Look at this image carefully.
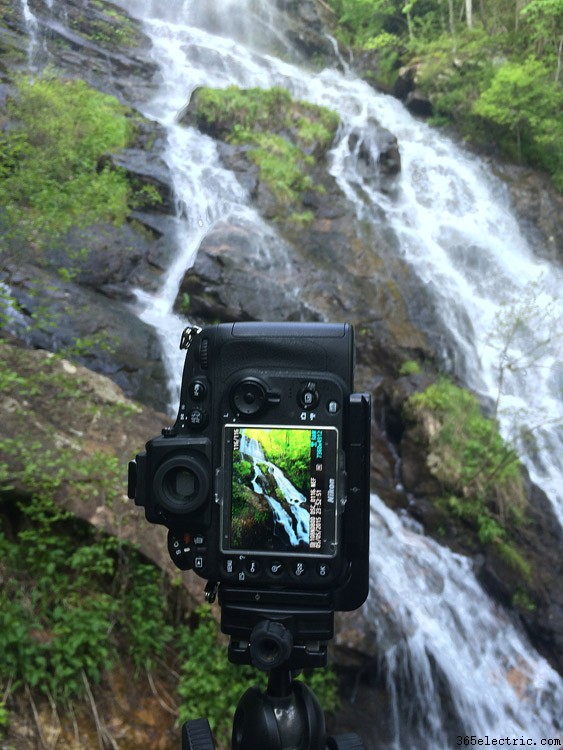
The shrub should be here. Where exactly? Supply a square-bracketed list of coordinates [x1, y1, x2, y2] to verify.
[0, 73, 131, 243]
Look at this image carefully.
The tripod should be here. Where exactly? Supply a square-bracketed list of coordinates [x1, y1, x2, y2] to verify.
[180, 618, 364, 750]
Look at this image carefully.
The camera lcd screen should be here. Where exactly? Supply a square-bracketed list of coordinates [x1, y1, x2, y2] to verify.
[223, 425, 339, 557]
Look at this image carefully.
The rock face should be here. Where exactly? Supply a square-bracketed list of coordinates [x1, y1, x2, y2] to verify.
[175, 86, 442, 379]
[0, 338, 209, 603]
[0, 0, 178, 409]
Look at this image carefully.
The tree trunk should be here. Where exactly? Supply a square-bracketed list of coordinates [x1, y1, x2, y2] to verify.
[465, 0, 473, 27]
[448, 0, 455, 34]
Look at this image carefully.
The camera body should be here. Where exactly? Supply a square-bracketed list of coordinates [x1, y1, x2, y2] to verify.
[128, 322, 370, 620]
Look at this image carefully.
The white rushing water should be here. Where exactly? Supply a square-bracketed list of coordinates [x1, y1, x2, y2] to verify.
[21, 0, 562, 744]
[370, 495, 563, 746]
[111, 0, 562, 526]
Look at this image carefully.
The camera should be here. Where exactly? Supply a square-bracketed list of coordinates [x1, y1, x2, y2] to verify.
[128, 322, 371, 669]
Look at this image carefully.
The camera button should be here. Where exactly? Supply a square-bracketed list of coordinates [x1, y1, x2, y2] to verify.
[224, 558, 238, 576]
[268, 561, 284, 576]
[327, 400, 340, 414]
[189, 380, 207, 401]
[291, 561, 307, 578]
[317, 562, 331, 578]
[298, 382, 319, 410]
[194, 556, 206, 570]
[186, 407, 208, 429]
[192, 534, 206, 546]
[246, 559, 261, 576]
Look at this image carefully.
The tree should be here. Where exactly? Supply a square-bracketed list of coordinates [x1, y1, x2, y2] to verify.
[520, 0, 563, 81]
[472, 57, 562, 162]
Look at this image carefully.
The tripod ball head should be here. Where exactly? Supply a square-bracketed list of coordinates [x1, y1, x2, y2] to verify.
[232, 679, 325, 750]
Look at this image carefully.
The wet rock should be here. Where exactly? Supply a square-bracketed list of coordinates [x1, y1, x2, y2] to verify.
[1, 263, 171, 411]
[490, 163, 563, 265]
[26, 0, 159, 105]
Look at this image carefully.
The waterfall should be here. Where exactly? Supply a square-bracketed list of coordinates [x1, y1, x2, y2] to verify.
[113, 0, 562, 526]
[21, 0, 561, 744]
[369, 495, 563, 745]
[238, 432, 310, 547]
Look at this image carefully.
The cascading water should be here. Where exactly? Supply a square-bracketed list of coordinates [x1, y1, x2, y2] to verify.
[18, 0, 562, 745]
[108, 1, 563, 744]
[368, 495, 563, 746]
[239, 432, 309, 546]
[116, 0, 562, 525]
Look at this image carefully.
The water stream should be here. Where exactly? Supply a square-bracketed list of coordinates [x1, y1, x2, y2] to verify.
[16, 0, 563, 745]
[239, 432, 309, 547]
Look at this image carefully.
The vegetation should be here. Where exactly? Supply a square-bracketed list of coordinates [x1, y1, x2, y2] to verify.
[189, 86, 339, 208]
[403, 376, 531, 577]
[327, 0, 563, 190]
[0, 74, 132, 243]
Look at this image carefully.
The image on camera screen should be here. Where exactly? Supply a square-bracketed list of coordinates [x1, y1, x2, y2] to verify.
[223, 425, 338, 556]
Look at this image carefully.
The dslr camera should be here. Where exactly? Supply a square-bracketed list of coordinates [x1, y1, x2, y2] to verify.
[128, 322, 370, 670]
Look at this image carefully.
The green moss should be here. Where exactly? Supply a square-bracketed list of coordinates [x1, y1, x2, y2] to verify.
[405, 378, 524, 503]
[190, 86, 339, 206]
[399, 360, 422, 376]
[405, 378, 531, 578]
[70, 1, 143, 48]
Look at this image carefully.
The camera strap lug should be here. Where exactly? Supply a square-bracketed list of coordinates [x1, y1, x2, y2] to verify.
[180, 325, 202, 351]
[204, 580, 219, 604]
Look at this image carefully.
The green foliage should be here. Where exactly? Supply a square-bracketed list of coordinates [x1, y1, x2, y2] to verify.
[0, 701, 9, 732]
[405, 377, 530, 575]
[399, 359, 422, 375]
[473, 58, 563, 187]
[326, 0, 563, 192]
[245, 132, 314, 204]
[177, 606, 258, 746]
[123, 562, 174, 671]
[190, 86, 339, 206]
[245, 427, 310, 490]
[0, 490, 177, 701]
[0, 73, 131, 243]
[405, 377, 523, 503]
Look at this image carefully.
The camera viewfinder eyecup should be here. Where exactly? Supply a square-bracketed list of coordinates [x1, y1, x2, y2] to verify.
[153, 453, 210, 515]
